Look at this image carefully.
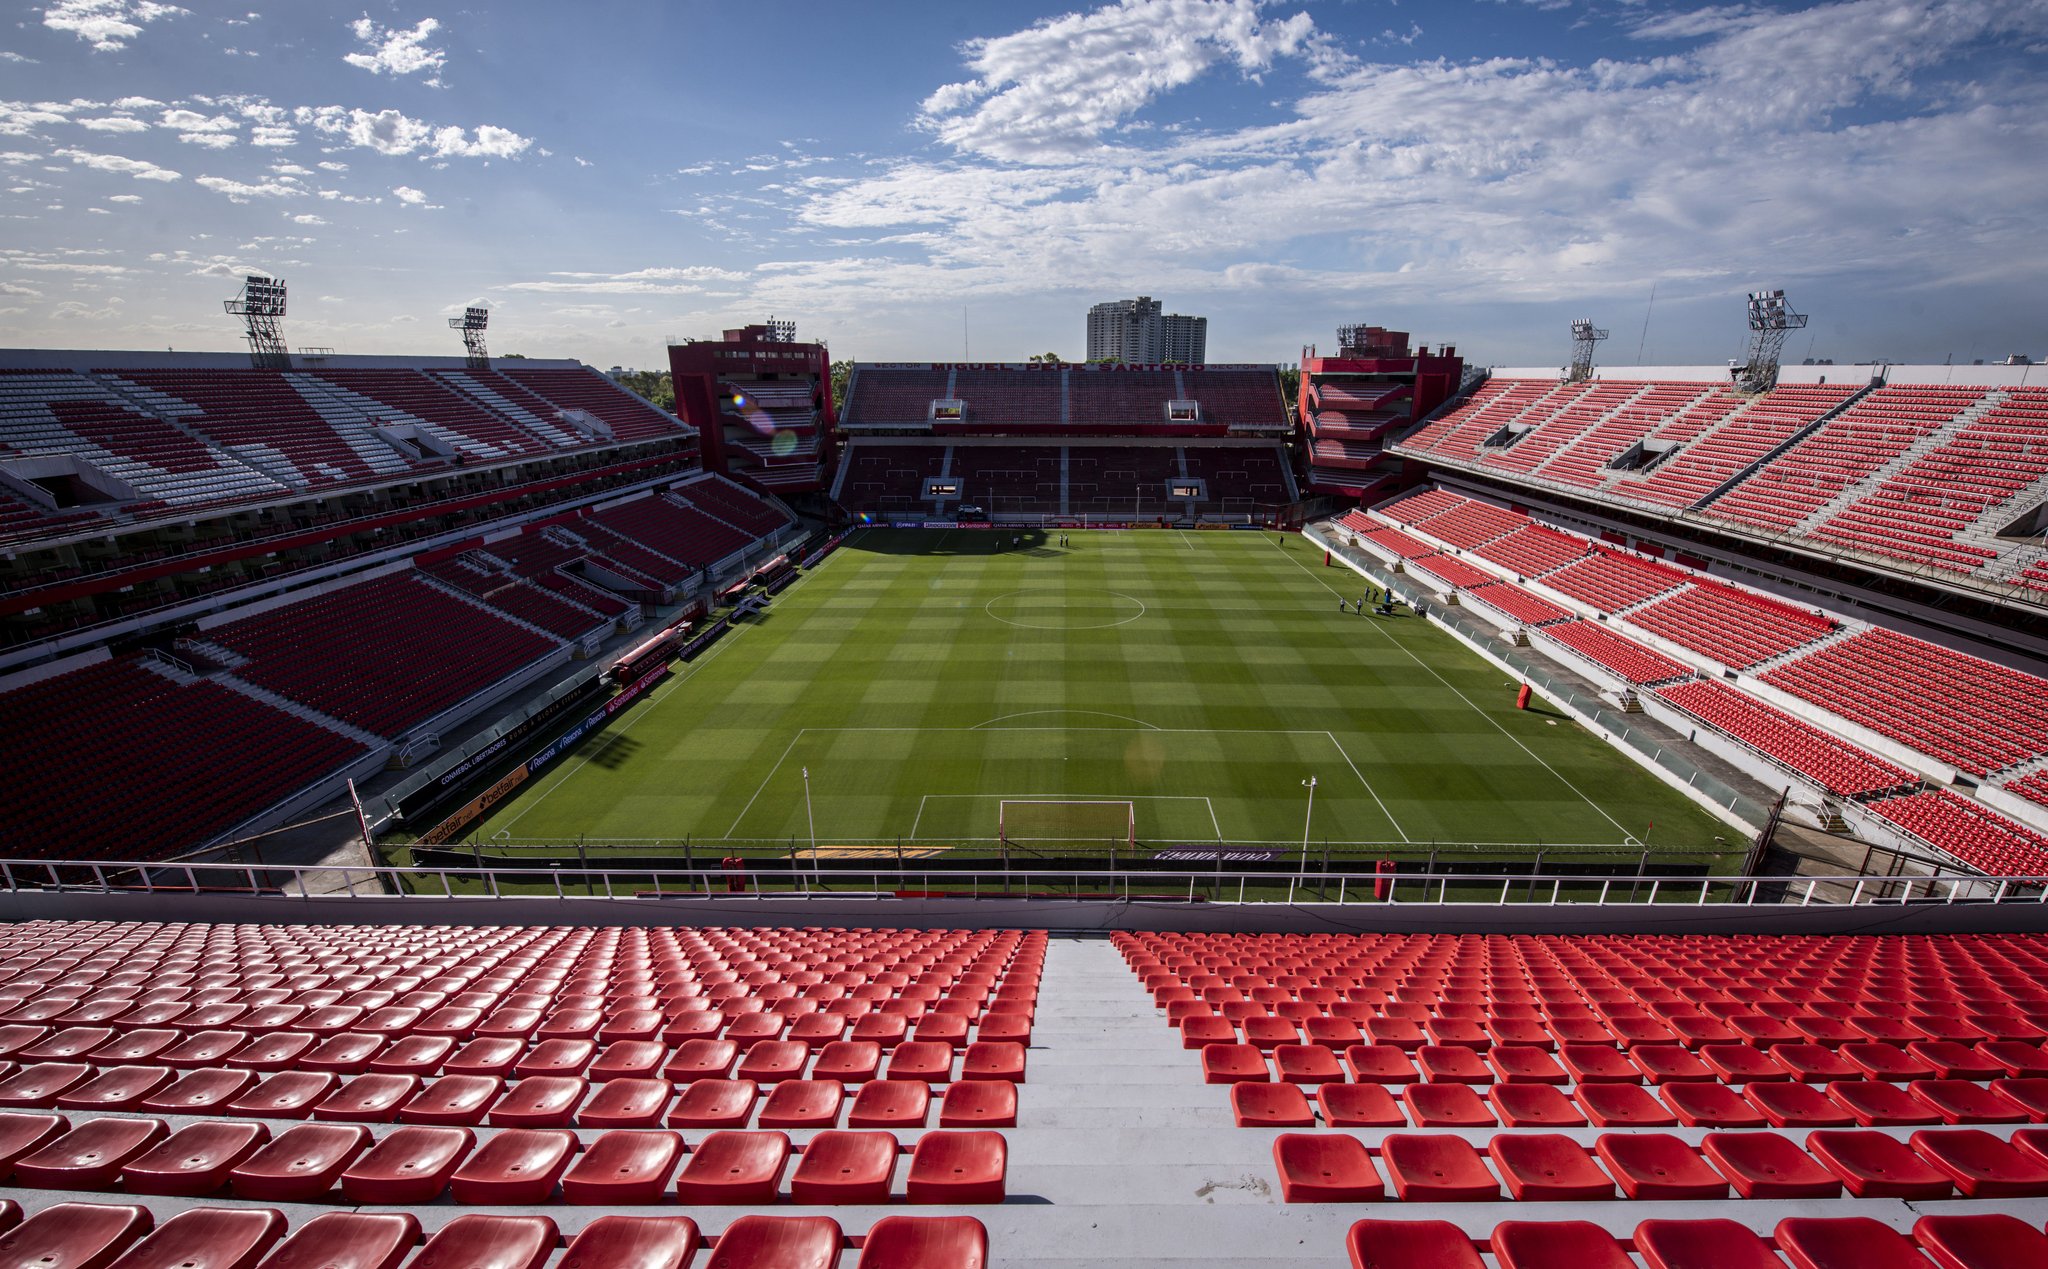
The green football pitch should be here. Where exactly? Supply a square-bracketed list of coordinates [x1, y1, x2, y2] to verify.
[464, 528, 1733, 859]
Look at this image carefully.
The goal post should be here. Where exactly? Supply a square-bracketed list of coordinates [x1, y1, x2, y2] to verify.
[998, 799, 1136, 849]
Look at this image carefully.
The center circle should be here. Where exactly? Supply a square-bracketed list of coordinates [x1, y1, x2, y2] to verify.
[984, 588, 1146, 630]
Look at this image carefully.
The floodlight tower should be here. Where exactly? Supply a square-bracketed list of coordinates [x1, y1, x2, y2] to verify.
[1566, 318, 1608, 382]
[1735, 289, 1807, 393]
[224, 275, 289, 369]
[762, 317, 797, 344]
[449, 306, 490, 368]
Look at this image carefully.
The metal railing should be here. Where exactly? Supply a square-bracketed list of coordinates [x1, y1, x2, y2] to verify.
[3, 858, 2042, 908]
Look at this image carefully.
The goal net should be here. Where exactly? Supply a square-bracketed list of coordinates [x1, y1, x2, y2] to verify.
[998, 799, 1136, 849]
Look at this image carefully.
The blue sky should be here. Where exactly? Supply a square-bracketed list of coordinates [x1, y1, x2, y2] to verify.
[2, 0, 2042, 369]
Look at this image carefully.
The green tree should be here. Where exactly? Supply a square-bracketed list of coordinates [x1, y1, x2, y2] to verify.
[1278, 366, 1301, 416]
[829, 358, 855, 410]
[1027, 352, 1064, 364]
[612, 369, 674, 412]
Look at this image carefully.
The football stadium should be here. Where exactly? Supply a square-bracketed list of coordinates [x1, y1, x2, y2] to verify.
[3, 2, 2048, 1267]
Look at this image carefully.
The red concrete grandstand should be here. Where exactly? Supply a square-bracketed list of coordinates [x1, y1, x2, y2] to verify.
[0, 348, 801, 861]
[834, 363, 1295, 522]
[1328, 477, 2048, 877]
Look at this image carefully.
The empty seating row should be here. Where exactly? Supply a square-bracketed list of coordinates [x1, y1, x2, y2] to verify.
[206, 573, 561, 738]
[1863, 788, 2048, 877]
[0, 655, 370, 860]
[1624, 581, 1834, 669]
[1759, 626, 2048, 776]
[1536, 621, 1695, 687]
[0, 1202, 982, 1269]
[1408, 553, 1497, 591]
[1345, 1213, 2044, 1269]
[1200, 1036, 2048, 1095]
[1463, 581, 1574, 628]
[1233, 1068, 2048, 1129]
[1268, 1125, 2048, 1203]
[0, 1112, 1006, 1205]
[1540, 550, 1690, 614]
[1653, 679, 1918, 798]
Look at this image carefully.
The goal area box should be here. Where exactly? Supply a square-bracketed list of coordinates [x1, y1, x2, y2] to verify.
[999, 799, 1136, 848]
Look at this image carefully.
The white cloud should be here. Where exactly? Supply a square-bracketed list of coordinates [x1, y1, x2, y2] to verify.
[777, 0, 2048, 321]
[289, 213, 326, 224]
[0, 52, 36, 64]
[344, 17, 446, 81]
[293, 105, 533, 159]
[77, 116, 149, 132]
[158, 109, 236, 134]
[920, 0, 1320, 163]
[271, 162, 311, 175]
[51, 146, 180, 181]
[41, 1, 188, 52]
[0, 283, 44, 297]
[111, 96, 159, 110]
[178, 133, 236, 149]
[317, 160, 347, 171]
[107, 192, 141, 202]
[392, 184, 428, 204]
[195, 174, 303, 201]
[506, 264, 750, 296]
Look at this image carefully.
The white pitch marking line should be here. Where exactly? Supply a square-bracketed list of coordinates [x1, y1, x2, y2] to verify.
[497, 539, 843, 832]
[1322, 730, 1410, 844]
[723, 728, 807, 840]
[1275, 530, 1637, 840]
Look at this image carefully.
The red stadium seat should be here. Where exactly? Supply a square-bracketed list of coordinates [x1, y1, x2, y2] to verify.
[848, 1080, 929, 1128]
[1633, 1219, 1785, 1269]
[673, 1130, 790, 1204]
[1701, 1131, 1842, 1199]
[1491, 1221, 1633, 1269]
[561, 1130, 684, 1204]
[312, 1074, 419, 1123]
[15, 1116, 169, 1189]
[855, 1216, 987, 1269]
[407, 1217, 556, 1269]
[228, 1124, 371, 1201]
[1805, 1129, 1952, 1199]
[447, 1128, 576, 1204]
[556, 1217, 700, 1269]
[120, 1122, 269, 1196]
[1272, 1133, 1382, 1202]
[1663, 1082, 1767, 1128]
[339, 1126, 474, 1204]
[225, 1073, 337, 1120]
[253, 1213, 419, 1269]
[704, 1217, 841, 1269]
[789, 1130, 899, 1204]
[905, 1130, 1005, 1204]
[1380, 1135, 1500, 1201]
[579, 1078, 673, 1129]
[1490, 1084, 1586, 1127]
[488, 1076, 587, 1128]
[758, 1080, 843, 1129]
[1748, 1081, 1855, 1128]
[1775, 1217, 1933, 1269]
[0, 1203, 154, 1269]
[1910, 1128, 2048, 1197]
[1912, 1213, 2048, 1269]
[104, 1207, 286, 1269]
[1318, 1083, 1406, 1127]
[54, 1067, 172, 1112]
[0, 1110, 69, 1174]
[1594, 1133, 1730, 1200]
[1487, 1134, 1615, 1201]
[668, 1079, 758, 1129]
[1344, 1221, 1484, 1269]
[138, 1069, 255, 1115]
[1230, 1082, 1312, 1128]
[396, 1075, 500, 1126]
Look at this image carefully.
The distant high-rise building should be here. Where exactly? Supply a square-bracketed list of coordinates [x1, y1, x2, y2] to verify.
[1086, 296, 1207, 364]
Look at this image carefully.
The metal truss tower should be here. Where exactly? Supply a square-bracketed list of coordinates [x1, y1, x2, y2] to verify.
[1566, 318, 1609, 382]
[224, 275, 289, 369]
[449, 306, 490, 368]
[1735, 289, 1808, 393]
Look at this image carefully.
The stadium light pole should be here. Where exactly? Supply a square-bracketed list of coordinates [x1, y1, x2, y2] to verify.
[1300, 776, 1317, 879]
